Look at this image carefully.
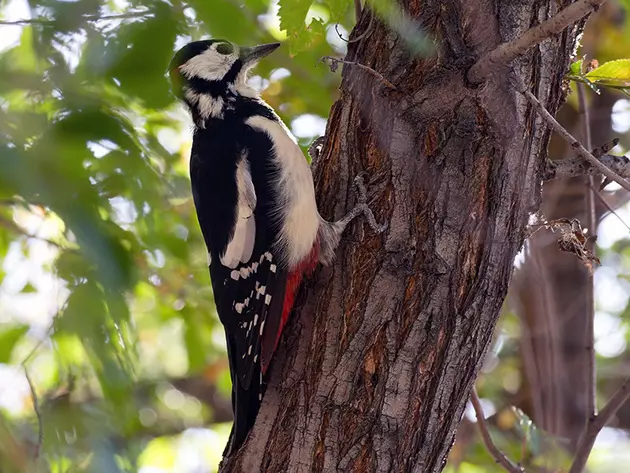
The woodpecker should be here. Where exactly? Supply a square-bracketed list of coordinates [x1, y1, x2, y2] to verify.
[169, 39, 384, 452]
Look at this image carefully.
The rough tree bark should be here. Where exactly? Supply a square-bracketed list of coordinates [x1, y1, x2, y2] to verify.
[222, 1, 584, 471]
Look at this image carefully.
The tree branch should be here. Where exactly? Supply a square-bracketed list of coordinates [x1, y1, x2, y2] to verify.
[319, 56, 396, 89]
[354, 0, 362, 23]
[544, 153, 630, 181]
[589, 183, 630, 232]
[23, 368, 42, 458]
[471, 389, 524, 473]
[335, 12, 375, 44]
[468, 0, 608, 84]
[524, 90, 630, 192]
[577, 82, 597, 429]
[569, 377, 630, 473]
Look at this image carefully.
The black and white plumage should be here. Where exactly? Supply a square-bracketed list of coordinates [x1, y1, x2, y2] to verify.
[168, 38, 385, 453]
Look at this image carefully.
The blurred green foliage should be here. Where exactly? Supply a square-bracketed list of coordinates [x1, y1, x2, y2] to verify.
[0, 0, 349, 470]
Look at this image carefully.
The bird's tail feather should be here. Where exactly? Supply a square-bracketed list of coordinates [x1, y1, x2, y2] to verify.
[224, 336, 265, 455]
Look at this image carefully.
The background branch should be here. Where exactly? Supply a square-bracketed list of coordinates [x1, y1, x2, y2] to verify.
[471, 389, 524, 473]
[0, 11, 151, 26]
[524, 90, 630, 192]
[577, 82, 597, 430]
[569, 377, 630, 473]
[544, 153, 630, 181]
[23, 369, 42, 458]
[468, 0, 608, 83]
[319, 56, 396, 89]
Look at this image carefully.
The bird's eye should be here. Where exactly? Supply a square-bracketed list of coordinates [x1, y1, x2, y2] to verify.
[216, 43, 233, 55]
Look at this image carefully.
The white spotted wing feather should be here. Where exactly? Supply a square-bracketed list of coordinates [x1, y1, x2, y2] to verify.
[211, 154, 287, 390]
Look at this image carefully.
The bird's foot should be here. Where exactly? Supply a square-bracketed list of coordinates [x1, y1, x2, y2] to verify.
[335, 173, 388, 234]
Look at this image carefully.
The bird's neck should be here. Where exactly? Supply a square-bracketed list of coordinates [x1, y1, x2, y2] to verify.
[184, 77, 261, 126]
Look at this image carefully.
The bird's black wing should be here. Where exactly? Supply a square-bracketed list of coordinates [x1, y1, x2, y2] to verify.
[189, 122, 287, 449]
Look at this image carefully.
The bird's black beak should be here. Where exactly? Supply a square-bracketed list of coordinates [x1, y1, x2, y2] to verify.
[240, 42, 281, 64]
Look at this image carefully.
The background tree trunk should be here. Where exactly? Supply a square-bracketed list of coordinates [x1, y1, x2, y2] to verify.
[508, 4, 630, 447]
[222, 1, 583, 471]
[510, 86, 617, 450]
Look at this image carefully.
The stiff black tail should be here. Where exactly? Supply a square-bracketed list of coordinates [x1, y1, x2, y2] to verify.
[224, 336, 266, 455]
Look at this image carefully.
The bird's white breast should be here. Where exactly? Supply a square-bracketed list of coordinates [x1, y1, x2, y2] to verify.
[245, 115, 320, 269]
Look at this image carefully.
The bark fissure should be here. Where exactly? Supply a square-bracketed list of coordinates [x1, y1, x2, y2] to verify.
[220, 1, 585, 471]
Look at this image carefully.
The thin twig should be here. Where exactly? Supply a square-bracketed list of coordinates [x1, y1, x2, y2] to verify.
[577, 83, 597, 429]
[523, 90, 630, 193]
[589, 183, 630, 233]
[21, 324, 55, 368]
[335, 8, 375, 44]
[319, 56, 396, 89]
[568, 377, 630, 473]
[592, 139, 619, 159]
[468, 0, 608, 84]
[0, 11, 151, 27]
[23, 368, 43, 458]
[354, 0, 362, 23]
[470, 389, 524, 473]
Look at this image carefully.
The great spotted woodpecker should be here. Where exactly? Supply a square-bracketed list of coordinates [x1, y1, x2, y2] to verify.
[169, 39, 385, 452]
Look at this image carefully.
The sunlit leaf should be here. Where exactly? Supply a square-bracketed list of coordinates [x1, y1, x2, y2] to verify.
[289, 17, 327, 55]
[585, 59, 630, 88]
[0, 325, 29, 363]
[326, 0, 350, 21]
[21, 282, 37, 293]
[278, 0, 314, 41]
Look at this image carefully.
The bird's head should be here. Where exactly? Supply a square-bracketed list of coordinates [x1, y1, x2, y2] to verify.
[169, 39, 280, 102]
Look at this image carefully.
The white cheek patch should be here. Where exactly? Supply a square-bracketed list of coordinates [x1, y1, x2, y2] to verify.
[220, 157, 257, 268]
[180, 49, 236, 82]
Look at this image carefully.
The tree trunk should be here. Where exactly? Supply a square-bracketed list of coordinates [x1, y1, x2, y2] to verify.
[222, 1, 583, 471]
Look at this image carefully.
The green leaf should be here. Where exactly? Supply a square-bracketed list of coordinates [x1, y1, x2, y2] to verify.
[55, 283, 134, 407]
[278, 0, 314, 37]
[585, 59, 630, 88]
[512, 407, 533, 437]
[570, 58, 584, 76]
[288, 17, 327, 55]
[0, 324, 29, 363]
[182, 309, 207, 372]
[512, 406, 541, 455]
[326, 0, 350, 21]
[21, 282, 37, 293]
[105, 2, 179, 108]
[187, 0, 263, 44]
